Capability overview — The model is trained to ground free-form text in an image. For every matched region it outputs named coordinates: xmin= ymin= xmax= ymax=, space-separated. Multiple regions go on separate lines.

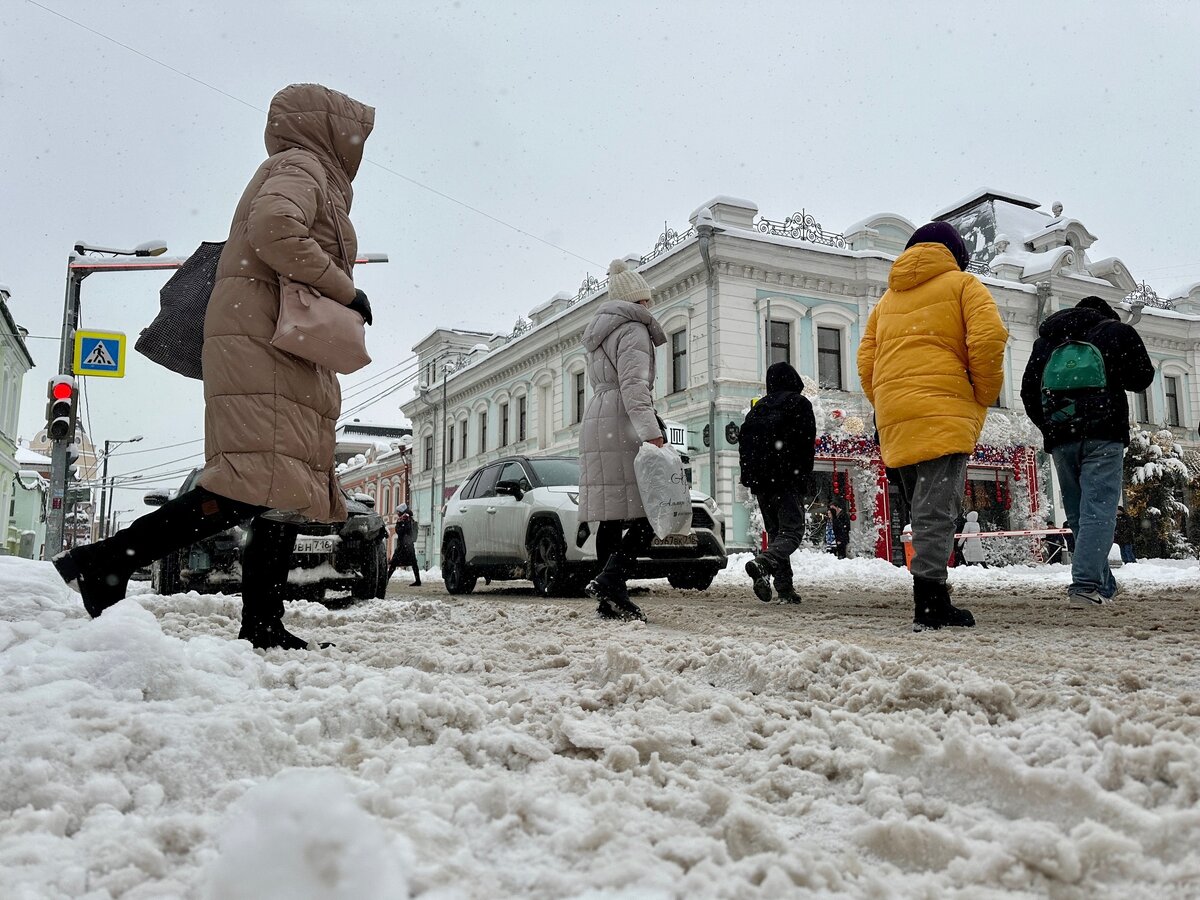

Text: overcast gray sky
xmin=3 ymin=0 xmax=1198 ymax=509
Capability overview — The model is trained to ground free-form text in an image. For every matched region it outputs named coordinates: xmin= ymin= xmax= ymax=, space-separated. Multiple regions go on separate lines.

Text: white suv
xmin=440 ymin=455 xmax=727 ymax=596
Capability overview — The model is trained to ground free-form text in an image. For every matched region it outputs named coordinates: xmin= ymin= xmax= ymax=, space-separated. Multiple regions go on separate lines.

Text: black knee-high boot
xmin=237 ymin=517 xmax=310 ymax=650
xmin=54 ymin=487 xmax=261 ymax=617
xmin=585 ymin=519 xmax=652 ymax=621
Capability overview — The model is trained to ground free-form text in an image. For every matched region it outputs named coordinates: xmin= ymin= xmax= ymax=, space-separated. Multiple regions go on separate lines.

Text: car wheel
xmin=152 ymin=551 xmax=183 ymax=595
xmin=442 ymin=535 xmax=477 ymax=595
xmin=667 ymin=568 xmax=718 ymax=591
xmin=353 ymin=538 xmax=388 ymax=600
xmin=528 ymin=522 xmax=572 ymax=597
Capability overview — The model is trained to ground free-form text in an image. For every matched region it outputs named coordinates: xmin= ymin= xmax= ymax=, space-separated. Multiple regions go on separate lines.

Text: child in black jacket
xmin=738 ymin=362 xmax=816 ymax=603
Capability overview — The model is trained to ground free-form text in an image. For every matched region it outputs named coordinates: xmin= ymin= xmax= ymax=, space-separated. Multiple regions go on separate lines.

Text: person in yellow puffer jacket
xmin=858 ymin=221 xmax=1008 ymax=632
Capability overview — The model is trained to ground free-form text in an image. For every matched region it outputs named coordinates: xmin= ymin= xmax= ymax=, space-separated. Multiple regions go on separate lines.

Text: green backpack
xmin=1041 ymin=340 xmax=1107 ymax=425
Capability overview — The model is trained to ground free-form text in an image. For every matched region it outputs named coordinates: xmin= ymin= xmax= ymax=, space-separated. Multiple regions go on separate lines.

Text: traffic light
xmin=46 ymin=375 xmax=76 ymax=441
xmin=66 ymin=443 xmax=81 ymax=482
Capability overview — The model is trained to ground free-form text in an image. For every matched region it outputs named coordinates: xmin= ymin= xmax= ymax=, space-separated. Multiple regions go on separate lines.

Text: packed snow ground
xmin=2 ymin=551 xmax=1199 ymax=899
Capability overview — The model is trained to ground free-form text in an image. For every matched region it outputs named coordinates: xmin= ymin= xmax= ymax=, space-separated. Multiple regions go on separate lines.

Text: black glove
xmin=348 ymin=289 xmax=373 ymax=326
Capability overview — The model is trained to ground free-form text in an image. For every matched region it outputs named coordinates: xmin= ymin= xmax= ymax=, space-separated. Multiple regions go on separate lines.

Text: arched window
xmin=382 ymin=483 xmax=391 ymax=514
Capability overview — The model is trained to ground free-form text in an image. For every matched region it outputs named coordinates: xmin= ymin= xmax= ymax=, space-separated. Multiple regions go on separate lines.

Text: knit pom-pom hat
xmin=607 ymin=259 xmax=652 ymax=303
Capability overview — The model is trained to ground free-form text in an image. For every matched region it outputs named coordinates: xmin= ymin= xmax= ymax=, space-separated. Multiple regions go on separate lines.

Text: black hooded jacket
xmin=1020 ymin=298 xmax=1154 ymax=451
xmin=738 ymin=362 xmax=816 ymax=494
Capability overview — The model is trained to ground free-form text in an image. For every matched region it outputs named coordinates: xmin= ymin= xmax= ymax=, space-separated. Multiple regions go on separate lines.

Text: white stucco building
xmin=400 ymin=190 xmax=1200 ymax=565
xmin=0 ymin=285 xmax=36 ymax=555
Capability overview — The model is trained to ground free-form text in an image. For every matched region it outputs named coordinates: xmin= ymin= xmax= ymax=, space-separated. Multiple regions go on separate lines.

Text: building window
xmin=817 ymin=326 xmax=843 ymax=390
xmin=538 ymin=383 xmax=552 ymax=449
xmin=517 ymin=396 xmax=527 ymax=441
xmin=447 ymin=424 xmax=455 ymax=462
xmin=499 ymin=402 xmax=509 ymax=447
xmin=1165 ymin=376 xmax=1181 ymax=426
xmin=1132 ymin=389 xmax=1149 ymax=423
xmin=768 ymin=320 xmax=791 ymax=366
xmin=423 ymin=436 xmax=433 ymax=471
xmin=479 ymin=410 xmax=488 ymax=453
xmin=671 ymin=329 xmax=687 ymax=394
xmin=573 ymin=371 xmax=586 ymax=425
xmin=460 ymin=419 xmax=468 ymax=459
xmin=382 ymin=484 xmax=390 ymax=515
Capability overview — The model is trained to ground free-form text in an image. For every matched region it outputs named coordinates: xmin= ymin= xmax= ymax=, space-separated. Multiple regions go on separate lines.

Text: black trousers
xmin=111 ymin=486 xmax=298 ymax=622
xmin=756 ymin=488 xmax=805 ymax=587
xmin=595 ymin=518 xmax=656 ymax=572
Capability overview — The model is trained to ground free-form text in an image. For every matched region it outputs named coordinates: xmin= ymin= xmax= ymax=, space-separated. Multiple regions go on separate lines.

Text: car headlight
xmin=704 ymin=496 xmax=721 ymax=516
xmin=566 ymin=491 xmax=579 ymax=505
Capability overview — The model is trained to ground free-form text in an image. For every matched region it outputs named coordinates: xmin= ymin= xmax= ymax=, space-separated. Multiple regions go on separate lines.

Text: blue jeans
xmin=1051 ymin=440 xmax=1122 ymax=598
xmin=1120 ymin=543 xmax=1137 ymax=564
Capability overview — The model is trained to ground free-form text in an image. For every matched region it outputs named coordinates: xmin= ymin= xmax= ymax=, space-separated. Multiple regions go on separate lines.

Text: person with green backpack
xmin=1020 ymin=296 xmax=1153 ymax=607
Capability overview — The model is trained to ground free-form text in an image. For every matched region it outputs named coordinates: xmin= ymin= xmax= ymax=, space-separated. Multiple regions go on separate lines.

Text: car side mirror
xmin=143 ymin=490 xmax=170 ymax=507
xmin=496 ymin=479 xmax=524 ymax=501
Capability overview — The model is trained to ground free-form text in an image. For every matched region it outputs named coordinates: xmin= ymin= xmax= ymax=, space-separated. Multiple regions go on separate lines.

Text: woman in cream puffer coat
xmin=578 ymin=259 xmax=667 ymax=622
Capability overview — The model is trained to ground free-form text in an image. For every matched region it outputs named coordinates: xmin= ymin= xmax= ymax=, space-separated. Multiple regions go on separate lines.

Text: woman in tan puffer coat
xmin=578 ymin=259 xmax=667 ymax=622
xmin=55 ymin=84 xmax=375 ymax=650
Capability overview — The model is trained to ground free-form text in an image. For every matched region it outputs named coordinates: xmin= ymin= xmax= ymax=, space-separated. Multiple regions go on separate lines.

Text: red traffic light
xmin=52 ymin=381 xmax=73 ymax=400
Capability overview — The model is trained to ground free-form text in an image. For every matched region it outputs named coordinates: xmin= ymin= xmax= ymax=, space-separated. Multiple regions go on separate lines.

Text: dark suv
xmin=440 ymin=455 xmax=727 ymax=596
xmin=145 ymin=469 xmax=389 ymax=600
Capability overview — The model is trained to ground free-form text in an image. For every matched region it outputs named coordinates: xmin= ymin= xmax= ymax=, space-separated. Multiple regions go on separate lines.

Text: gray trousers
xmin=894 ymin=453 xmax=968 ymax=584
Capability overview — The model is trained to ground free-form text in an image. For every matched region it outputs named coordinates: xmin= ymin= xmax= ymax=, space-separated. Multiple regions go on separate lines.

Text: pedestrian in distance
xmin=54 ymin=84 xmax=376 ymax=649
xmin=1043 ymin=519 xmax=1067 ymax=564
xmin=827 ymin=501 xmax=851 ymax=559
xmin=957 ymin=511 xmax=989 ymax=567
xmin=952 ymin=510 xmax=968 ymax=567
xmin=1062 ymin=521 xmax=1076 ymax=557
xmin=1115 ymin=505 xmax=1138 ymax=564
xmin=577 ymin=259 xmax=669 ymax=622
xmin=858 ymin=221 xmax=1009 ymax=631
xmin=387 ymin=503 xmax=421 ymax=587
xmin=1020 ymin=296 xmax=1153 ymax=607
xmin=739 ymin=361 xmax=816 ymax=604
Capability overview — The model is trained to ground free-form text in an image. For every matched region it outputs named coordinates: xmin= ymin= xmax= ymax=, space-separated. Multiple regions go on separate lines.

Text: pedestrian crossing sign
xmin=73 ymin=329 xmax=126 ymax=378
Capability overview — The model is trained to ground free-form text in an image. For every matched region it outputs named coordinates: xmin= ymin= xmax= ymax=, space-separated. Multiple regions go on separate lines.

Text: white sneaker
xmin=1068 ymin=589 xmax=1114 ymax=608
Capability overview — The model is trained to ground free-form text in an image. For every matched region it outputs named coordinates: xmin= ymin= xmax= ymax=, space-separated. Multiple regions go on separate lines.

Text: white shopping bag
xmin=634 ymin=442 xmax=693 ymax=539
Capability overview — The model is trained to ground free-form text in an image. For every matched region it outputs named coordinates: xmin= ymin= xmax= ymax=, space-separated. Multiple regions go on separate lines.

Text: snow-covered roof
xmin=932 ymin=187 xmax=1041 ymax=220
xmin=15 ymin=446 xmax=51 ymax=466
xmin=336 ymin=422 xmax=411 ymax=440
xmin=843 ymin=212 xmax=916 ymax=236
xmin=1158 ymin=278 xmax=1200 ymax=301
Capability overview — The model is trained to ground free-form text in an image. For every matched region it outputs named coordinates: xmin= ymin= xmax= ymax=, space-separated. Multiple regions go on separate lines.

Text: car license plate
xmin=295 ymin=536 xmax=335 ymax=554
xmin=652 ymin=533 xmax=697 ymax=548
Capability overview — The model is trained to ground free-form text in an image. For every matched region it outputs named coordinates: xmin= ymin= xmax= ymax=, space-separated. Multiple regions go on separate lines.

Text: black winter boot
xmin=912 ymin=577 xmax=975 ymax=631
xmin=412 ymin=565 xmax=422 ymax=587
xmin=54 ymin=487 xmax=257 ymax=617
xmin=775 ymin=585 xmax=802 ymax=605
xmin=237 ymin=517 xmax=323 ymax=649
xmin=585 ymin=552 xmax=645 ymax=622
xmin=237 ymin=617 xmax=311 ymax=650
xmin=745 ymin=555 xmax=775 ymax=603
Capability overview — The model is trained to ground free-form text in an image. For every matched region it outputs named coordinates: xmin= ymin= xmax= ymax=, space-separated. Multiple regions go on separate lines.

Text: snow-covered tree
xmin=1124 ymin=427 xmax=1193 ymax=559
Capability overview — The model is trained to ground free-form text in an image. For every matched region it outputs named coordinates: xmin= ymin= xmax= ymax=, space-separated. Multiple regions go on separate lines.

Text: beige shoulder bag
xmin=272 ymin=204 xmax=371 ymax=374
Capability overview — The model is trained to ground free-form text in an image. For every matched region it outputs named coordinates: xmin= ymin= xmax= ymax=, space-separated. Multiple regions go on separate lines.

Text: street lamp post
xmin=108 ymin=479 xmax=141 ymax=536
xmin=416 ymin=350 xmax=461 ymax=567
xmin=96 ymin=435 xmax=143 ymax=541
xmin=46 ymin=240 xmax=175 ymax=558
